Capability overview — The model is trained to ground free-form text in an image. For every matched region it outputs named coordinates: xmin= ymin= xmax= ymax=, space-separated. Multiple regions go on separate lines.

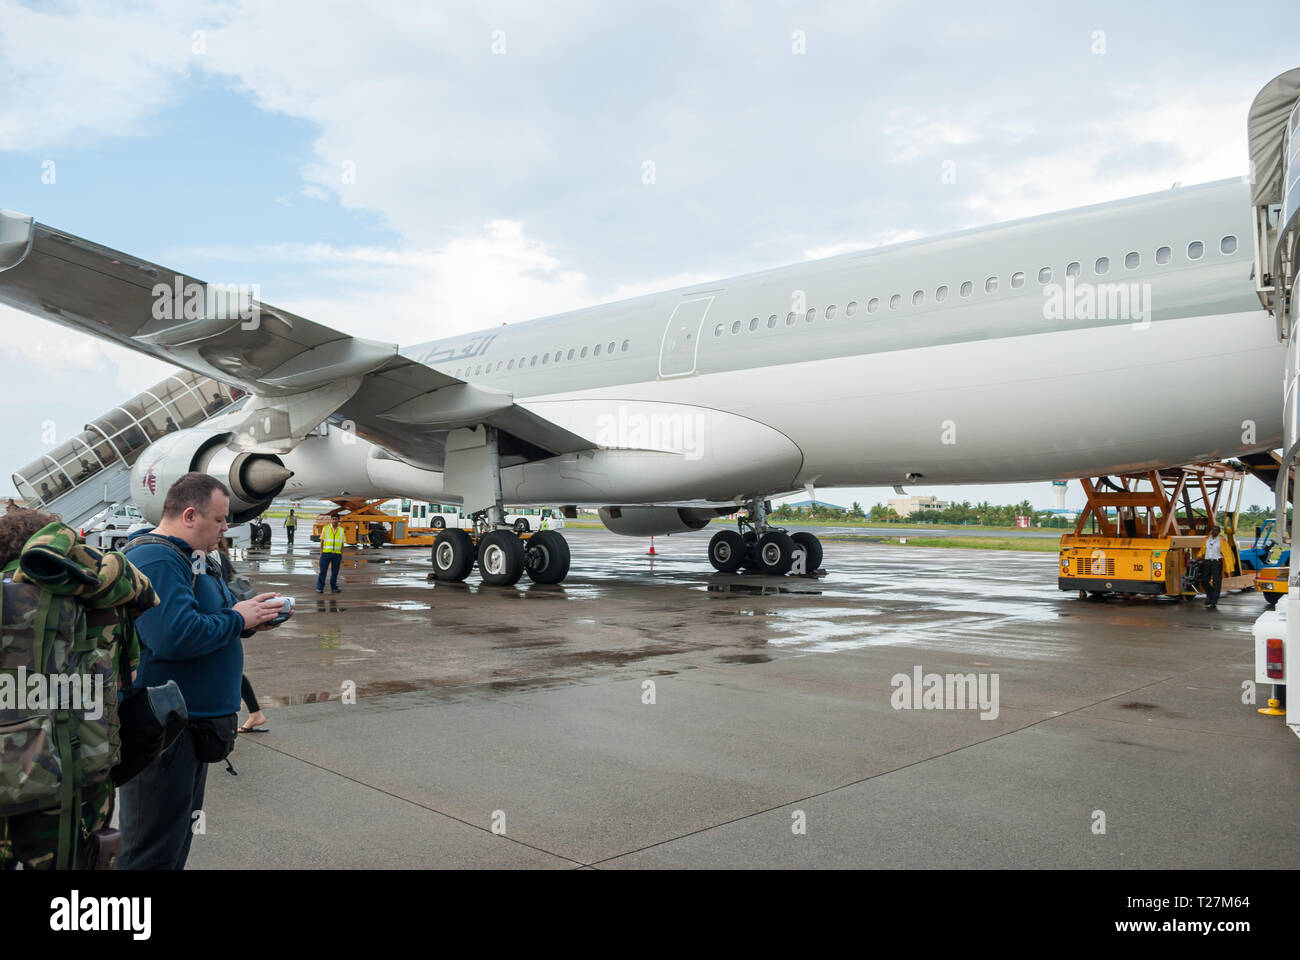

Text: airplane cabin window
xmin=475 ymin=365 xmax=482 ymax=375
xmin=1187 ymin=241 xmax=1203 ymax=259
xmin=845 ymin=301 xmax=858 ymax=317
xmin=985 ymin=276 xmax=998 ymax=293
xmin=496 ymin=361 xmax=503 ymax=371
xmin=749 ymin=317 xmax=759 ymax=330
xmin=1094 ymin=257 xmax=1109 ymax=275
xmin=530 ymin=355 xmax=538 ymax=366
xmin=825 ymin=305 xmax=837 ymax=320
xmin=912 ymin=290 xmax=924 ymax=305
xmin=959 ymin=281 xmax=972 ymax=297
xmin=889 ymin=294 xmax=901 ymax=309
xmin=1011 ymin=272 xmax=1025 ymax=288
xmin=541 ymin=354 xmax=548 ymax=364
xmin=1156 ymin=245 xmax=1172 ymax=264
xmin=622 ymin=339 xmax=630 ymax=350
xmin=1066 ymin=261 xmax=1081 ymax=279
xmin=806 ymin=308 xmax=816 ymax=322
xmin=866 ymin=298 xmax=878 ymax=312
xmin=1220 ymin=235 xmax=1237 ymax=254
xmin=567 ymin=349 xmax=575 ymax=360
xmin=608 ymin=341 xmax=616 ymax=353
xmin=714 ymin=323 xmax=724 ymax=337
xmin=936 ymin=285 xmax=948 ymax=302
xmin=767 ymin=314 xmax=778 ymax=328
xmin=1038 ymin=267 xmax=1052 ymax=284
xmin=786 ymin=312 xmax=796 ymax=325
xmin=580 ymin=346 xmax=588 ymax=357
xmin=731 ymin=319 xmax=741 ymax=334
xmin=1125 ymin=252 xmax=1140 ymax=269
xmin=508 ymin=359 xmax=514 ymax=369
xmin=555 ymin=351 xmax=562 ymax=362
xmin=594 ymin=344 xmax=602 ymax=356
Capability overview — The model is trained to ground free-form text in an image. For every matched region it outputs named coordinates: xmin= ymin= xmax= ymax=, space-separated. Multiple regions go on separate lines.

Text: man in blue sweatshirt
xmin=117 ymin=472 xmax=286 ymax=870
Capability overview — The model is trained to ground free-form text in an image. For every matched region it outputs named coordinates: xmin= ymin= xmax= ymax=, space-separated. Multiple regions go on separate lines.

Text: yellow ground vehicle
xmin=1257 ymin=566 xmax=1289 ymax=607
xmin=1058 ymin=463 xmax=1254 ymax=599
xmin=309 ymin=499 xmax=441 ymax=547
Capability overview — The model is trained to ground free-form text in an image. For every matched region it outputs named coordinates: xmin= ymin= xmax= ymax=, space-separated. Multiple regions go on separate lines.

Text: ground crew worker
xmin=284 ymin=508 xmax=297 ymax=549
xmin=317 ymin=515 xmax=344 ymax=593
xmin=1203 ymin=525 xmax=1224 ymax=609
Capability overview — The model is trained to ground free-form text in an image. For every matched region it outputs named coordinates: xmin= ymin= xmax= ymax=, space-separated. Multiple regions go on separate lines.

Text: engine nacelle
xmin=597 ymin=505 xmax=730 ymax=537
xmin=130 ymin=428 xmax=293 ymax=524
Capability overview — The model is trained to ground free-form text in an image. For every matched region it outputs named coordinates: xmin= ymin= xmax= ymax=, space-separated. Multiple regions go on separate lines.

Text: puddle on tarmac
xmin=380 ymin=601 xmax=431 ymax=611
xmin=705 ymin=583 xmax=823 ymax=596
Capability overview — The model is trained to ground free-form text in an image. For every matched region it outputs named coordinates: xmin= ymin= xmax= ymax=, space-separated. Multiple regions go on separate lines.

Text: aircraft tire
xmin=709 ymin=531 xmax=746 ymax=573
xmin=756 ymin=531 xmax=796 ymax=575
xmin=1265 ymin=593 xmax=1280 ymax=608
xmin=790 ymin=532 xmax=822 ymax=574
xmin=478 ymin=530 xmax=525 ymax=586
xmin=525 ymin=530 xmax=570 ymax=584
xmin=432 ymin=529 xmax=475 ymax=582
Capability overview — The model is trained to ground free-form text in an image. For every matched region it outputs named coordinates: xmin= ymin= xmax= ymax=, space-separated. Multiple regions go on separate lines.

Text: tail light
xmin=1267 ymin=637 xmax=1284 ymax=680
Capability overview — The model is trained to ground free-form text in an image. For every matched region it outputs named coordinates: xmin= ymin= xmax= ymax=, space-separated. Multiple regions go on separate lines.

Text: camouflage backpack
xmin=0 ymin=522 xmax=155 ymax=868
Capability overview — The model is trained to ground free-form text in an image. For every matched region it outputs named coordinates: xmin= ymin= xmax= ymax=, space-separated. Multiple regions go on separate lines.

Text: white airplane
xmin=0 ymin=175 xmax=1281 ymax=586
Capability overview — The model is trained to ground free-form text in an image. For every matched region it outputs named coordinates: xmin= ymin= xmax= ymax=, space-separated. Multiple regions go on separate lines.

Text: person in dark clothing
xmin=239 ymin=675 xmax=268 ymax=732
xmin=1202 ymin=525 xmax=1224 ymax=609
xmin=117 ymin=472 xmax=286 ymax=870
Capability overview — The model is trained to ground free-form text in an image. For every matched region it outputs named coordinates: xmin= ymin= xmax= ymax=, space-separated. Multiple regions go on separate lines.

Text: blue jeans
xmin=118 ymin=726 xmax=207 ymax=870
xmin=317 ymin=552 xmax=341 ymax=590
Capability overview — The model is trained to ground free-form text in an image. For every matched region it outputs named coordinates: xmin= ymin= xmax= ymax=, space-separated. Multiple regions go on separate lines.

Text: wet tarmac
xmin=182 ymin=526 xmax=1298 ymax=869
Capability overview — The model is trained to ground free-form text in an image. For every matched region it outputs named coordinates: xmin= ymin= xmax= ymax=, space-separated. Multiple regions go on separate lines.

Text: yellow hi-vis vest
xmin=321 ymin=524 xmax=345 ymax=553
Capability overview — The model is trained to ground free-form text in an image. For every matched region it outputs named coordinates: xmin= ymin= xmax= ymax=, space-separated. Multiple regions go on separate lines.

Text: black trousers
xmin=241 ymin=674 xmax=260 ymax=713
xmin=118 ymin=727 xmax=207 ymax=870
xmin=286 ymin=526 xmax=295 ymax=545
xmin=1202 ymin=558 xmax=1223 ymax=605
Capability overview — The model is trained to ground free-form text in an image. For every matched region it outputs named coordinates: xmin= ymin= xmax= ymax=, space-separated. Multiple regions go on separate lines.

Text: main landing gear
xmin=431 ymin=425 xmax=572 ymax=586
xmin=431 ymin=525 xmax=571 ymax=586
xmin=708 ymin=496 xmax=823 ymax=576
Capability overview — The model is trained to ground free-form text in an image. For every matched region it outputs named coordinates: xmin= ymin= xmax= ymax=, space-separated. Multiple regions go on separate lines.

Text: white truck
xmin=397 ymin=499 xmax=566 ymax=534
xmin=81 ymin=502 xmax=253 ymax=553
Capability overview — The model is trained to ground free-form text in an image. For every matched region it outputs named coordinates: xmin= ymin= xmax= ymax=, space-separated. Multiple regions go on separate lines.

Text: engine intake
xmin=130 ymin=428 xmax=292 ymax=523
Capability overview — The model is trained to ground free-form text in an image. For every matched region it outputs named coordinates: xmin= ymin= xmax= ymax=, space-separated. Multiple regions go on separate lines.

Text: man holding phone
xmin=118 ymin=472 xmax=290 ymax=869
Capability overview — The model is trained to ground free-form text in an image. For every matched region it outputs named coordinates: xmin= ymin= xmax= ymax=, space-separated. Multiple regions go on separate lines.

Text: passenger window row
xmin=454 ymin=339 xmax=631 ymax=378
xmin=711 ymin=235 xmax=1239 ymax=337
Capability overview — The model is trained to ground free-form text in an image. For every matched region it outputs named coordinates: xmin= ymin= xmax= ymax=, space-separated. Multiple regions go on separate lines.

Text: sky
xmin=0 ymin=0 xmax=1293 ymax=510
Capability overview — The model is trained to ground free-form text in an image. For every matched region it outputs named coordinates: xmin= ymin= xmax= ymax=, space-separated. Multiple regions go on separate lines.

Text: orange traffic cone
xmin=648 ymin=536 xmax=656 ymax=556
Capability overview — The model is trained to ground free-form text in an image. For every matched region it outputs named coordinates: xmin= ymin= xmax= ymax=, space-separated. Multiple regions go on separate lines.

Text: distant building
xmin=781 ymin=499 xmax=847 ymax=512
xmin=887 ymin=495 xmax=951 ymax=517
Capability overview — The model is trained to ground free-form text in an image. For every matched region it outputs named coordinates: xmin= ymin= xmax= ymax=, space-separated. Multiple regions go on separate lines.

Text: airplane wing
xmin=0 ymin=210 xmax=593 ymax=470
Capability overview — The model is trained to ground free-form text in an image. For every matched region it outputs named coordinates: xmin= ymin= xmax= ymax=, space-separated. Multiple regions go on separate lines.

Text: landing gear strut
xmin=708 ymin=496 xmax=822 ymax=576
xmin=430 ymin=426 xmax=572 ymax=586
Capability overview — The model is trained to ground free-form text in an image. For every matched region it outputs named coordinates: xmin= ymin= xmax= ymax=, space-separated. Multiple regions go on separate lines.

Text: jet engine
xmin=130 ymin=428 xmax=293 ymax=524
xmin=597 ymin=505 xmax=732 ymax=537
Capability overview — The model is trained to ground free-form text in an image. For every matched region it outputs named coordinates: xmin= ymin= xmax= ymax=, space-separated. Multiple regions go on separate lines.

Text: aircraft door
xmin=658 ymin=297 xmax=714 ymax=378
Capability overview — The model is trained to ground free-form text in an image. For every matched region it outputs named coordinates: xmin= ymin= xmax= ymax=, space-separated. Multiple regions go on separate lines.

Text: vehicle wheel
xmin=1265 ymin=593 xmax=1280 ymax=608
xmin=708 ymin=530 xmax=746 ymax=573
xmin=1077 ymin=590 xmax=1087 ymax=600
xmin=524 ymin=530 xmax=570 ymax=584
xmin=432 ymin=517 xmax=445 ymax=529
xmin=432 ymin=529 xmax=475 ymax=582
xmin=513 ymin=518 xmax=530 ymax=534
xmin=756 ymin=531 xmax=796 ymax=575
xmin=790 ymin=532 xmax=823 ymax=574
xmin=369 ymin=526 xmax=389 ymax=548
xmin=478 ymin=530 xmax=525 ymax=586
